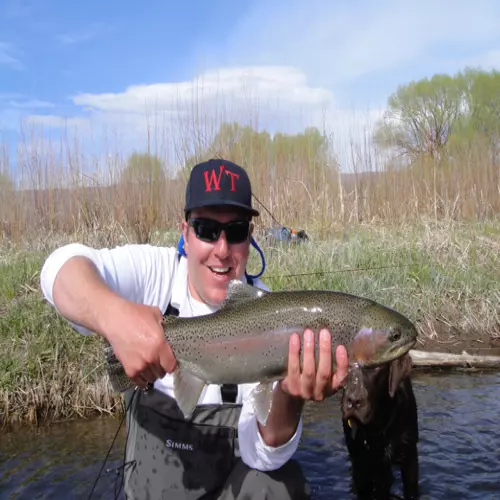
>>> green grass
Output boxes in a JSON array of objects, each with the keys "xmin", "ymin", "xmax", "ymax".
[
  {"xmin": 1, "ymin": 218, "xmax": 499, "ymax": 427},
  {"xmin": 0, "ymin": 252, "xmax": 122, "ymax": 428}
]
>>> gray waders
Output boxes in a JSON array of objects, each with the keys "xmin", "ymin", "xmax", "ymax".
[
  {"xmin": 121, "ymin": 270, "xmax": 310, "ymax": 499},
  {"xmin": 122, "ymin": 387, "xmax": 310, "ymax": 500}
]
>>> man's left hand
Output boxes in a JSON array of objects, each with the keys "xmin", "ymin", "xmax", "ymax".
[{"xmin": 280, "ymin": 328, "xmax": 349, "ymax": 400}]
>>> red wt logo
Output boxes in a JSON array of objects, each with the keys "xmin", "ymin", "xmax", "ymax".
[{"xmin": 203, "ymin": 165, "xmax": 240, "ymax": 192}]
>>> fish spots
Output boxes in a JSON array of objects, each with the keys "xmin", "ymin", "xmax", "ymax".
[{"xmin": 110, "ymin": 287, "xmax": 418, "ymax": 390}]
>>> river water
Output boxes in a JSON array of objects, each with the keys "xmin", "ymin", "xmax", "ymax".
[{"xmin": 1, "ymin": 371, "xmax": 500, "ymax": 499}]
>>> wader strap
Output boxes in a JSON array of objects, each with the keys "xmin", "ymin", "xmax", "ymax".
[
  {"xmin": 163, "ymin": 254, "xmax": 254, "ymax": 404},
  {"xmin": 165, "ymin": 302, "xmax": 180, "ymax": 316}
]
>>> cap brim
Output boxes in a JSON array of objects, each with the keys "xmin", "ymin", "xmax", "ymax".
[{"xmin": 185, "ymin": 200, "xmax": 260, "ymax": 217}]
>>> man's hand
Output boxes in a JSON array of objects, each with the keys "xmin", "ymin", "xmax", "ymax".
[
  {"xmin": 257, "ymin": 328, "xmax": 348, "ymax": 447},
  {"xmin": 104, "ymin": 301, "xmax": 177, "ymax": 389},
  {"xmin": 50, "ymin": 255, "xmax": 177, "ymax": 390},
  {"xmin": 280, "ymin": 328, "xmax": 348, "ymax": 400}
]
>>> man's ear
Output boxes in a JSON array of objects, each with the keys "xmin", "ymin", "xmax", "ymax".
[{"xmin": 388, "ymin": 354, "xmax": 413, "ymax": 398}]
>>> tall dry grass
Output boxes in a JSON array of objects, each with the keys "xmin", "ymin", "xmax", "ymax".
[
  {"xmin": 1, "ymin": 106, "xmax": 499, "ymax": 426},
  {"xmin": 0, "ymin": 109, "xmax": 498, "ymax": 249}
]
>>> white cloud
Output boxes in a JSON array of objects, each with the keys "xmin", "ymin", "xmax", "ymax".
[
  {"xmin": 24, "ymin": 114, "xmax": 91, "ymax": 129},
  {"xmin": 55, "ymin": 22, "xmax": 112, "ymax": 45},
  {"xmin": 8, "ymin": 99, "xmax": 54, "ymax": 109},
  {"xmin": 0, "ymin": 95, "xmax": 54, "ymax": 132},
  {"xmin": 72, "ymin": 66, "xmax": 333, "ymax": 113},
  {"xmin": 221, "ymin": 0, "xmax": 500, "ymax": 85},
  {"xmin": 24, "ymin": 66, "xmax": 383, "ymax": 171},
  {"xmin": 0, "ymin": 41, "xmax": 23, "ymax": 70},
  {"xmin": 20, "ymin": 1, "xmax": 500, "ymax": 172}
]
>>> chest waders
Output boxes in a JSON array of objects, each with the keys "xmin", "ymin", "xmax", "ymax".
[{"xmin": 122, "ymin": 271, "xmax": 254, "ymax": 500}]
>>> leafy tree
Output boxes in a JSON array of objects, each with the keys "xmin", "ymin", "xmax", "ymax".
[
  {"xmin": 177, "ymin": 122, "xmax": 338, "ymax": 226},
  {"xmin": 374, "ymin": 68, "xmax": 500, "ymax": 165},
  {"xmin": 374, "ymin": 74, "xmax": 462, "ymax": 162},
  {"xmin": 456, "ymin": 68, "xmax": 500, "ymax": 154},
  {"xmin": 182, "ymin": 122, "xmax": 334, "ymax": 178},
  {"xmin": 271, "ymin": 127, "xmax": 330, "ymax": 180}
]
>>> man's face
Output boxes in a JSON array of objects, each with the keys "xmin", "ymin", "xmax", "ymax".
[{"xmin": 181, "ymin": 206, "xmax": 253, "ymax": 306}]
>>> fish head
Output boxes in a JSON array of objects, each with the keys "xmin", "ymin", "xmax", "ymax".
[{"xmin": 349, "ymin": 304, "xmax": 418, "ymax": 368}]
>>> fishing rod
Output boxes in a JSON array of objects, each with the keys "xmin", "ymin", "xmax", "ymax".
[
  {"xmin": 266, "ymin": 263, "xmax": 412, "ymax": 279},
  {"xmin": 251, "ymin": 192, "xmax": 283, "ymax": 227},
  {"xmin": 248, "ymin": 189, "xmax": 413, "ymax": 279},
  {"xmin": 86, "ymin": 390, "xmax": 137, "ymax": 500}
]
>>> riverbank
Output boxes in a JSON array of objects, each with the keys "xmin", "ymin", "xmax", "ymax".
[{"xmin": 1, "ymin": 218, "xmax": 499, "ymax": 427}]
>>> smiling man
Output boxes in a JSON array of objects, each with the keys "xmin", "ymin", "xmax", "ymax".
[{"xmin": 40, "ymin": 158, "xmax": 349, "ymax": 500}]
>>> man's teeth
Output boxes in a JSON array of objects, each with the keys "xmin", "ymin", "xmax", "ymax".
[{"xmin": 210, "ymin": 266, "xmax": 230, "ymax": 273}]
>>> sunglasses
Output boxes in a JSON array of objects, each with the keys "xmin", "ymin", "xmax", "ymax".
[{"xmin": 188, "ymin": 217, "xmax": 251, "ymax": 244}]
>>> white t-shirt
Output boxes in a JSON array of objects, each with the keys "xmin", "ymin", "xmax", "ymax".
[{"xmin": 40, "ymin": 242, "xmax": 303, "ymax": 472}]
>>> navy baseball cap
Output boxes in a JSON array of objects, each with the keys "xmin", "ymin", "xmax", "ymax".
[{"xmin": 184, "ymin": 159, "xmax": 260, "ymax": 217}]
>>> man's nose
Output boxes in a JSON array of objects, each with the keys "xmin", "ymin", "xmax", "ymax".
[{"xmin": 214, "ymin": 230, "xmax": 230, "ymax": 257}]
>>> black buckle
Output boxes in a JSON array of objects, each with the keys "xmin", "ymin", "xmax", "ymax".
[{"xmin": 220, "ymin": 384, "xmax": 238, "ymax": 403}]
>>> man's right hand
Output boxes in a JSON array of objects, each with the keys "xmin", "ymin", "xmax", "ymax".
[
  {"xmin": 104, "ymin": 301, "xmax": 177, "ymax": 389},
  {"xmin": 50, "ymin": 255, "xmax": 177, "ymax": 390}
]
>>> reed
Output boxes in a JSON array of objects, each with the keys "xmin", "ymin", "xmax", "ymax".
[
  {"xmin": 0, "ymin": 105, "xmax": 498, "ymax": 248},
  {"xmin": 1, "ymin": 100, "xmax": 499, "ymax": 426}
]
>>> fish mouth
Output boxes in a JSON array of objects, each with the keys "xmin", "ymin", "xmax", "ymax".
[
  {"xmin": 373, "ymin": 336, "xmax": 416, "ymax": 366},
  {"xmin": 388, "ymin": 330, "xmax": 417, "ymax": 356}
]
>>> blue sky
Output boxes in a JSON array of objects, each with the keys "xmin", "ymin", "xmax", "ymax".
[{"xmin": 1, "ymin": 0, "xmax": 500, "ymax": 173}]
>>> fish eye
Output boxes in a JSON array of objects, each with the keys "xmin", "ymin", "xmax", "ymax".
[{"xmin": 391, "ymin": 328, "xmax": 402, "ymax": 341}]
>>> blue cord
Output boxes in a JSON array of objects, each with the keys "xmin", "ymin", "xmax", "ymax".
[
  {"xmin": 245, "ymin": 236, "xmax": 266, "ymax": 280},
  {"xmin": 177, "ymin": 234, "xmax": 187, "ymax": 257},
  {"xmin": 175, "ymin": 234, "xmax": 266, "ymax": 280}
]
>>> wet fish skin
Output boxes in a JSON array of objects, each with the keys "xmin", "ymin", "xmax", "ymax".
[{"xmin": 104, "ymin": 280, "xmax": 418, "ymax": 425}]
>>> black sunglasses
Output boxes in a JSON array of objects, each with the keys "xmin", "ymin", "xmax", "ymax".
[{"xmin": 188, "ymin": 217, "xmax": 251, "ymax": 244}]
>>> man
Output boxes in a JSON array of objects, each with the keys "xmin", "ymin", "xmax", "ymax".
[{"xmin": 40, "ymin": 158, "xmax": 349, "ymax": 499}]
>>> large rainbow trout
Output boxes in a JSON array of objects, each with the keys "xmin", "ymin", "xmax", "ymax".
[{"xmin": 105, "ymin": 280, "xmax": 417, "ymax": 425}]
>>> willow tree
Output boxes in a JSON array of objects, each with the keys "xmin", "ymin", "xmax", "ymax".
[
  {"xmin": 374, "ymin": 69, "xmax": 500, "ymax": 165},
  {"xmin": 453, "ymin": 68, "xmax": 500, "ymax": 158},
  {"xmin": 374, "ymin": 74, "xmax": 463, "ymax": 162}
]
